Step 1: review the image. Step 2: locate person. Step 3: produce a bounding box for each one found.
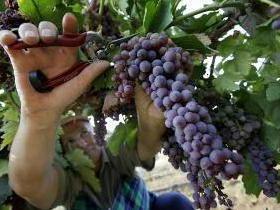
[0,13,194,210]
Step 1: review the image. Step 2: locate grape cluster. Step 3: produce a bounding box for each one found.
[89,5,121,40]
[93,112,107,146]
[113,33,244,209]
[195,88,261,151]
[0,8,26,31]
[248,137,280,198]
[162,135,186,170]
[0,49,15,92]
[211,106,261,151]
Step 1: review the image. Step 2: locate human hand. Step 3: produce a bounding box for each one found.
[0,13,109,122]
[135,85,165,142]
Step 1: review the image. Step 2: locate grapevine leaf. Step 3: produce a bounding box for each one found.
[266,82,280,102]
[0,160,8,178]
[170,34,211,53]
[0,121,19,150]
[0,1,5,12]
[0,176,12,205]
[124,119,138,149]
[107,122,127,156]
[143,0,173,32]
[263,123,280,152]
[107,119,138,155]
[78,167,101,192]
[242,155,262,197]
[218,34,245,57]
[65,148,95,169]
[18,0,84,29]
[213,71,241,93]
[91,69,114,91]
[65,149,100,192]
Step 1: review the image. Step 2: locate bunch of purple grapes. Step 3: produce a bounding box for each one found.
[248,137,280,198]
[112,33,244,209]
[0,7,26,31]
[211,106,261,151]
[195,88,261,151]
[93,112,107,146]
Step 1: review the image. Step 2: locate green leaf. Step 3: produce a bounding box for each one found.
[0,176,12,205]
[78,167,101,192]
[18,0,84,30]
[65,149,95,169]
[143,0,173,32]
[0,121,19,150]
[107,119,138,155]
[65,149,100,192]
[218,34,245,56]
[242,155,262,197]
[0,1,5,12]
[170,34,211,53]
[107,123,127,156]
[263,123,280,152]
[266,82,280,102]
[0,160,8,178]
[92,69,114,91]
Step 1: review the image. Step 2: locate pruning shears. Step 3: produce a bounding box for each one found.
[7,32,107,93]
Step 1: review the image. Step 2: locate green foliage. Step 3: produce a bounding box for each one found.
[107,119,137,156]
[18,0,85,30]
[65,149,101,192]
[0,160,8,178]
[242,154,262,197]
[92,68,114,91]
[0,95,19,150]
[0,1,5,12]
[143,0,173,32]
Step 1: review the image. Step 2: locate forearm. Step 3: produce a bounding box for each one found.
[9,111,60,194]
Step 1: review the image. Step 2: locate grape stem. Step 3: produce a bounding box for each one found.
[167,1,249,28]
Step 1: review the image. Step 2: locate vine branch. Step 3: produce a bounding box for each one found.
[167,1,249,28]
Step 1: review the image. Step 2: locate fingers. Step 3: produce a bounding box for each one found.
[18,23,40,45]
[38,21,58,43]
[53,60,110,104]
[0,30,23,58]
[62,13,78,34]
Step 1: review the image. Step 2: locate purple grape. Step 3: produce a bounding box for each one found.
[154,75,167,88]
[157,88,169,99]
[163,62,175,73]
[172,81,185,91]
[139,61,152,73]
[128,65,139,78]
[153,66,164,76]
[170,91,182,102]
[173,116,186,128]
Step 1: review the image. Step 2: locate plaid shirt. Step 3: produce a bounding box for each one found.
[72,177,152,210]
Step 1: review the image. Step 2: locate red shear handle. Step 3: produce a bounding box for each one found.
[44,61,90,89]
[7,32,88,50]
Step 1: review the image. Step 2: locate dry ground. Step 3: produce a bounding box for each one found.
[137,153,280,210]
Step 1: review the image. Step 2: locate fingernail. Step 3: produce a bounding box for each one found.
[24,31,37,38]
[41,29,55,37]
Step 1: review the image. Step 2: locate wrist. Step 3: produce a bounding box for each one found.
[20,110,61,130]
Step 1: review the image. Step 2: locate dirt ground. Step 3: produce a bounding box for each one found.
[137,153,280,210]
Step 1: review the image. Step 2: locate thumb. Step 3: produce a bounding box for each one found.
[134,85,153,110]
[53,60,110,104]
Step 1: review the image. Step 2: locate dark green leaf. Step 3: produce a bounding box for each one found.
[143,0,173,32]
[170,34,211,53]
[92,68,114,91]
[242,154,262,197]
[266,82,280,102]
[263,123,280,152]
[0,1,5,12]
[0,160,8,178]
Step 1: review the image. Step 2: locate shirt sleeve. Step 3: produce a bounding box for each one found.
[106,142,155,177]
